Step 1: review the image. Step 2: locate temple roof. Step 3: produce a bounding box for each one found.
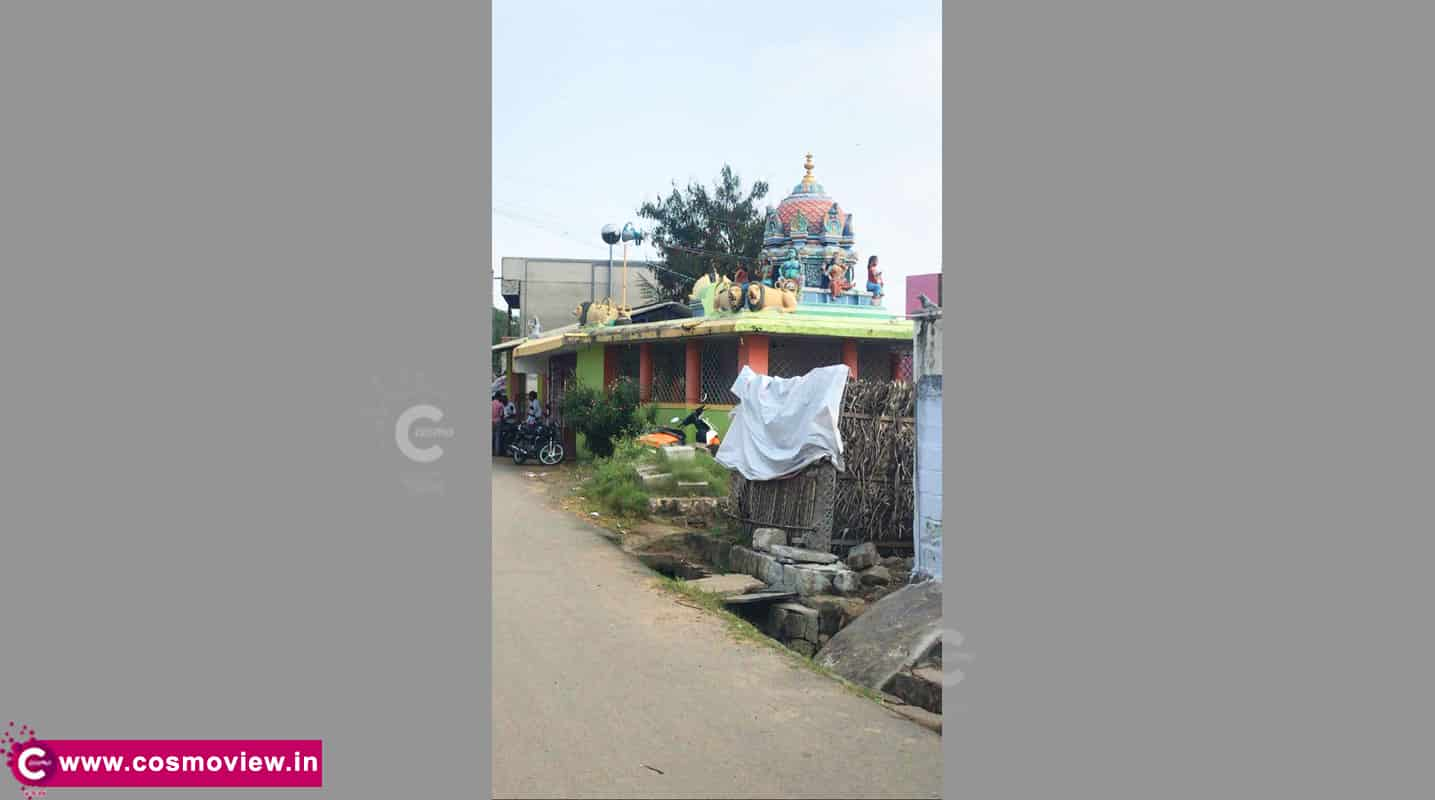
[772,153,849,236]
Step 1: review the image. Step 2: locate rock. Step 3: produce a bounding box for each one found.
[846,541,880,570]
[685,574,766,597]
[729,545,752,575]
[860,565,892,586]
[833,570,862,595]
[791,566,832,596]
[752,528,787,552]
[903,557,916,572]
[814,601,842,634]
[806,595,869,633]
[640,471,673,487]
[885,668,943,714]
[818,633,831,647]
[777,603,819,642]
[814,581,943,694]
[768,604,789,636]
[647,496,719,516]
[766,544,839,564]
[759,554,792,589]
[882,556,906,569]
[788,640,817,657]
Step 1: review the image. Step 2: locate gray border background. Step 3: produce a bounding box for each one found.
[5,1,1435,797]
[1,3,491,797]
[948,2,1432,797]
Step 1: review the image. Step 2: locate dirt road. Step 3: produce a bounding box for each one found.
[492,462,943,799]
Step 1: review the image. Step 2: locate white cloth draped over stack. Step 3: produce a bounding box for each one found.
[715,364,848,481]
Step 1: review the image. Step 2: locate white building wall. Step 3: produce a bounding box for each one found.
[913,311,943,581]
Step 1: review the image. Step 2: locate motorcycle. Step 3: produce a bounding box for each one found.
[635,405,721,455]
[509,417,564,465]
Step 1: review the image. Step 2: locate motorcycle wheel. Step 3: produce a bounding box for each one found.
[512,448,526,466]
[539,441,563,465]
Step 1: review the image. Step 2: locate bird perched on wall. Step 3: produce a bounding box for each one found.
[918,293,937,310]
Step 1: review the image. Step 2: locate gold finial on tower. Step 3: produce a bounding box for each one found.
[801,152,815,187]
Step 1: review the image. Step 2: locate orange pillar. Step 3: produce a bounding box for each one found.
[685,339,701,405]
[638,342,653,402]
[741,334,770,375]
[842,339,858,380]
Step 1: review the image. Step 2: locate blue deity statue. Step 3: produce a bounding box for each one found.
[779,247,803,284]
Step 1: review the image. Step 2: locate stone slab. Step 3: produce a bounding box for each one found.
[815,580,943,693]
[685,574,766,597]
[766,544,839,564]
[721,590,797,605]
[662,444,697,461]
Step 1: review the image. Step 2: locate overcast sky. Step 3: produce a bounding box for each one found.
[493,0,941,312]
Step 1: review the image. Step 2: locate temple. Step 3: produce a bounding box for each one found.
[496,154,912,459]
[759,152,868,307]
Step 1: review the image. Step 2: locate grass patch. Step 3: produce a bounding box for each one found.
[653,576,884,705]
[579,439,659,517]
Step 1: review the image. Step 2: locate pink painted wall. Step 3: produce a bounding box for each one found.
[906,273,942,314]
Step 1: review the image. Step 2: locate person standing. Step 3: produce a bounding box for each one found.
[492,392,504,456]
[526,390,541,424]
[865,255,884,304]
[499,393,518,455]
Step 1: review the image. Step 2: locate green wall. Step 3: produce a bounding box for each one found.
[568,344,738,459]
[576,343,605,390]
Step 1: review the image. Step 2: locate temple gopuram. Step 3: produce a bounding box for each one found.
[497,154,913,459]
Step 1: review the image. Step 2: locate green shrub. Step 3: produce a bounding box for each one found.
[582,437,659,517]
[560,376,643,459]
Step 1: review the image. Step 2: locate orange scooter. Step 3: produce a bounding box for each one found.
[636,405,721,454]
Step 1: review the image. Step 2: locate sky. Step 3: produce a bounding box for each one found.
[493,0,941,313]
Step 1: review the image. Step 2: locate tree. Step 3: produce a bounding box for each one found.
[559,376,643,459]
[636,165,771,302]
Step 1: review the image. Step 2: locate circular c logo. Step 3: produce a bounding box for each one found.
[396,404,445,463]
[14,742,56,785]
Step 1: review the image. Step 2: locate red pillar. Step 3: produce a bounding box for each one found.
[842,339,858,380]
[603,346,619,390]
[638,342,653,403]
[685,339,701,405]
[741,334,770,375]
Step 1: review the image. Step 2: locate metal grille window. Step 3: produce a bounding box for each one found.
[856,342,896,382]
[650,342,686,403]
[613,344,640,383]
[699,338,739,405]
[893,349,914,383]
[768,336,843,379]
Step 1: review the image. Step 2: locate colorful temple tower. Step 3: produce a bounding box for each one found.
[758,153,874,308]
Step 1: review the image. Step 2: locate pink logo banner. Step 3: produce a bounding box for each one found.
[7,739,322,789]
